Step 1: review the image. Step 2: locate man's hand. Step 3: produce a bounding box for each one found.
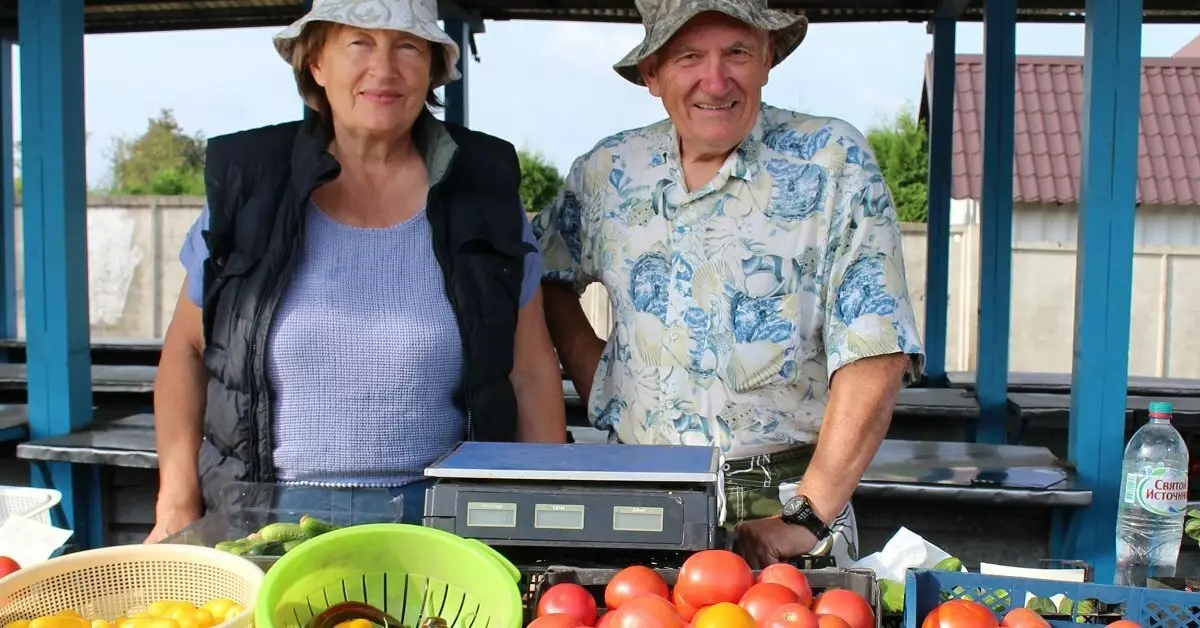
[144,502,202,544]
[735,517,818,570]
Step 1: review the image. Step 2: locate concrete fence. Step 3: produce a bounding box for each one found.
[11,196,1200,379]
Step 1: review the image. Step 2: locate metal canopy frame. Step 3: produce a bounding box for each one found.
[1,0,1185,583]
[0,0,1198,34]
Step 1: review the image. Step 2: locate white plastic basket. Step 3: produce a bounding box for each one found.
[0,486,62,526]
[0,544,266,628]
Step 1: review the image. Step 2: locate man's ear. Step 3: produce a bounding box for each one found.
[639,56,662,97]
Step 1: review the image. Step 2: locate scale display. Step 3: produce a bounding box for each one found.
[423,442,721,551]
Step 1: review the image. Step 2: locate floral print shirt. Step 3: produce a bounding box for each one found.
[532,103,926,458]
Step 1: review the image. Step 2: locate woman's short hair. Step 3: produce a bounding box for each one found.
[289,21,447,119]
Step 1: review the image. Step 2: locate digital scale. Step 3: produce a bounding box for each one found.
[422,442,724,562]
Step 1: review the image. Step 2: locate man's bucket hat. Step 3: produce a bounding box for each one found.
[273,0,462,88]
[613,0,808,85]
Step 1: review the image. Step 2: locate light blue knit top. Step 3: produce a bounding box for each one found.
[180,200,543,487]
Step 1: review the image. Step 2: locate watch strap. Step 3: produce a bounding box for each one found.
[781,495,833,541]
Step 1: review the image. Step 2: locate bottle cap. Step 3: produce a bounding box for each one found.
[1148,401,1174,417]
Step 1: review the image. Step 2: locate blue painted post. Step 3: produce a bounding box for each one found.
[443,19,469,128]
[0,34,17,341]
[1062,0,1143,584]
[923,18,955,387]
[18,0,103,548]
[974,0,1016,444]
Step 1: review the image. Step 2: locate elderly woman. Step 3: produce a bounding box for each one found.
[147,0,566,541]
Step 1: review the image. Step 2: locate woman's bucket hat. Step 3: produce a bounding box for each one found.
[273,0,462,88]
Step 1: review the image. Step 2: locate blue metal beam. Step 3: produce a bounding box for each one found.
[923,18,955,387]
[443,19,469,128]
[0,35,16,341]
[1062,0,1143,585]
[19,0,102,548]
[974,0,1016,444]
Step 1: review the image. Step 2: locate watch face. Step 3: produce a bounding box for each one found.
[782,496,810,519]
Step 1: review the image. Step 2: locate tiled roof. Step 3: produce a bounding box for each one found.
[920,52,1200,206]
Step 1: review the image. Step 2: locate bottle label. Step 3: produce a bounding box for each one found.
[1124,467,1188,516]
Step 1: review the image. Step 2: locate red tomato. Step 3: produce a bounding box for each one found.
[539,583,599,626]
[606,566,670,610]
[1108,622,1142,628]
[812,589,875,628]
[921,599,998,628]
[675,550,754,608]
[608,595,684,628]
[762,603,821,628]
[1000,608,1049,628]
[818,615,852,628]
[672,587,701,622]
[758,563,813,607]
[596,612,615,628]
[529,613,586,628]
[739,582,801,624]
[0,556,19,579]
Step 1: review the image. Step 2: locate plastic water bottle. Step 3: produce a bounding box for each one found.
[1114,401,1190,586]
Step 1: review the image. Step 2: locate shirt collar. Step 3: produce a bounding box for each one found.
[662,104,766,197]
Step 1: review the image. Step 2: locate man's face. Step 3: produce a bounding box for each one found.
[640,13,771,158]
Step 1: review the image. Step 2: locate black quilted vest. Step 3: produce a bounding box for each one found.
[194,112,529,511]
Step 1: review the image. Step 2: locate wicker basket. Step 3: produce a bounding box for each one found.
[0,486,61,526]
[0,544,265,628]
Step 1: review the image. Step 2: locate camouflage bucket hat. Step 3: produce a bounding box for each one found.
[273,0,462,88]
[613,0,808,85]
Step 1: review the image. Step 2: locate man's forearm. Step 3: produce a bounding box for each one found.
[153,343,208,514]
[796,353,912,524]
[541,281,606,403]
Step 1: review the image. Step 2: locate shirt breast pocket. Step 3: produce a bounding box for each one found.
[724,290,803,392]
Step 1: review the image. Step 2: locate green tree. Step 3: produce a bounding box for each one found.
[518,148,563,214]
[108,109,206,195]
[866,104,928,223]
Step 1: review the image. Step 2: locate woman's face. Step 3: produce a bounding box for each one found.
[310,26,434,137]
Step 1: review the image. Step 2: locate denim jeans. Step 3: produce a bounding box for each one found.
[272,479,434,526]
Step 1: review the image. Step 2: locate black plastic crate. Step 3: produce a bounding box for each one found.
[529,564,881,627]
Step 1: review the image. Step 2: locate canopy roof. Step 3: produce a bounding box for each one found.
[0,0,1197,36]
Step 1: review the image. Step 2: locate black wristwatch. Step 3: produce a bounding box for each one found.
[780,495,832,543]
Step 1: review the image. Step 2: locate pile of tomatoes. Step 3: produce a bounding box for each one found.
[529,549,876,628]
[920,598,1144,628]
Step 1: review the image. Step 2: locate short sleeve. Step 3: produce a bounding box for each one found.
[517,208,545,309]
[530,156,594,294]
[179,205,212,307]
[821,127,926,383]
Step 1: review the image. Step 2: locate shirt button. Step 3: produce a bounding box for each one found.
[670,331,680,339]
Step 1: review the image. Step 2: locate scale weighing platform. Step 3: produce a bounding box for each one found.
[422,442,724,557]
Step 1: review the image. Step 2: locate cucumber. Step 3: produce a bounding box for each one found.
[282,539,306,552]
[245,540,286,556]
[258,522,306,542]
[300,514,340,538]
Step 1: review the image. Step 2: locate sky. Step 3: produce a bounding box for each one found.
[8,19,1200,188]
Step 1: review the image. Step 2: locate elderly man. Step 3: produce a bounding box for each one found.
[532,0,925,568]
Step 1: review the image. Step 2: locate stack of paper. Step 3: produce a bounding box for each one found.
[0,517,75,569]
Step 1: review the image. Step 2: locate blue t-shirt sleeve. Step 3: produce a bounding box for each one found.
[518,209,545,309]
[179,205,212,307]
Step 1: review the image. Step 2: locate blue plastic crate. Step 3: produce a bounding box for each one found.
[904,569,1200,628]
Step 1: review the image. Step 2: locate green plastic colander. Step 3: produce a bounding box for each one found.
[255,523,523,628]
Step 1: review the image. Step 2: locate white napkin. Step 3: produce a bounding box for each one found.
[850,527,961,582]
[0,517,74,568]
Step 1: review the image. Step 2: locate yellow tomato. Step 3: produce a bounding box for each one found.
[221,606,244,624]
[692,602,756,628]
[5,620,32,628]
[30,617,88,628]
[333,620,373,628]
[190,610,213,628]
[91,620,112,628]
[199,601,233,623]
